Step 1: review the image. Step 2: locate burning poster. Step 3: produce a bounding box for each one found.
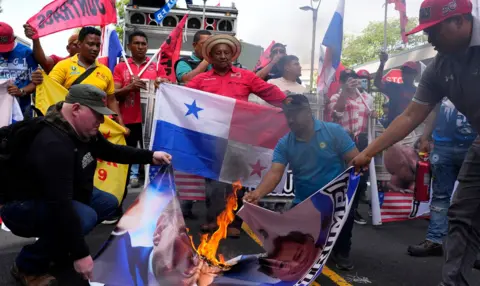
[91,166,359,286]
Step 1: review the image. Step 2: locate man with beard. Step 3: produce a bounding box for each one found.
[351,0,480,284]
[1,84,172,285]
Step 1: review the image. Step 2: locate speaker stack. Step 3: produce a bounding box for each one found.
[125,4,237,34]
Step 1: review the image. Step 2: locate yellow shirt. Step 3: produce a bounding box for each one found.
[49,54,115,96]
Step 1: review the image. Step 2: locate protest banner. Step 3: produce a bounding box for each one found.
[148,84,290,189]
[35,71,128,204]
[27,0,117,39]
[91,165,360,285]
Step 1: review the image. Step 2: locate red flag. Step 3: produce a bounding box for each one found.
[388,0,408,43]
[27,0,117,39]
[254,41,275,71]
[159,14,188,83]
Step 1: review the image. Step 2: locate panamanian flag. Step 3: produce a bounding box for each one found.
[317,0,345,95]
[0,80,24,128]
[149,84,290,187]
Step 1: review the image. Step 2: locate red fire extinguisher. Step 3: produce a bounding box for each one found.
[414,152,432,202]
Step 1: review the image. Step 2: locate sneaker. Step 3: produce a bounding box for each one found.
[474,260,480,271]
[407,240,443,257]
[330,252,354,271]
[11,263,58,286]
[129,177,141,188]
[354,211,367,225]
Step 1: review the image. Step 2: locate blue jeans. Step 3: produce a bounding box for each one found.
[0,188,118,274]
[130,164,140,179]
[426,143,469,244]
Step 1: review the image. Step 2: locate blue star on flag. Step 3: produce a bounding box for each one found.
[184,100,204,119]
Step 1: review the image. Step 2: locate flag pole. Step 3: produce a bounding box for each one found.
[139,48,161,77]
[383,0,388,51]
[202,0,207,29]
[356,88,382,226]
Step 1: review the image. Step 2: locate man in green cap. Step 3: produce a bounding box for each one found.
[1,84,173,285]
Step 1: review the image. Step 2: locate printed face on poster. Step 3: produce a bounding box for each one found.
[91,166,359,286]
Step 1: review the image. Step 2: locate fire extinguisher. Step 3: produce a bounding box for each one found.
[414,152,432,202]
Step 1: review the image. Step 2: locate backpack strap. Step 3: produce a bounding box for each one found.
[70,67,98,87]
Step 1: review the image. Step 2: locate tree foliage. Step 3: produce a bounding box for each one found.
[341,17,427,67]
[115,0,130,43]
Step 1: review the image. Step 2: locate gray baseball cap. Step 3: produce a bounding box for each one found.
[65,84,116,115]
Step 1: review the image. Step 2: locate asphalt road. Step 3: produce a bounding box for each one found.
[0,188,479,286]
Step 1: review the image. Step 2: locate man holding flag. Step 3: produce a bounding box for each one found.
[114,30,169,190]
[1,84,172,285]
[186,34,286,236]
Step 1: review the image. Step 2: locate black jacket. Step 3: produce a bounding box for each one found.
[11,102,154,259]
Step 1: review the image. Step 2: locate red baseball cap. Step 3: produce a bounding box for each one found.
[0,22,15,53]
[406,0,473,36]
[356,69,370,78]
[402,61,420,73]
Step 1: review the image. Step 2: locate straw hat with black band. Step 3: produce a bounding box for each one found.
[202,34,242,64]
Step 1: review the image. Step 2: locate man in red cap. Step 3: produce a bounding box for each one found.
[351,0,480,284]
[0,22,38,115]
[374,54,419,128]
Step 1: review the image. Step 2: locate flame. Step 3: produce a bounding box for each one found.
[194,181,242,266]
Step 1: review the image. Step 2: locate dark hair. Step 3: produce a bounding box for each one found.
[277,55,299,72]
[193,30,212,43]
[128,30,148,44]
[339,69,358,83]
[78,27,101,42]
[272,43,286,50]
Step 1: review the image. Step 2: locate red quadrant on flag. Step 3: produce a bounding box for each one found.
[228,100,289,150]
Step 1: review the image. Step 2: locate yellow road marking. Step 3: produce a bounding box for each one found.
[241,223,353,286]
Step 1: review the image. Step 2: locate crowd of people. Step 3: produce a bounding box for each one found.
[1,0,480,285]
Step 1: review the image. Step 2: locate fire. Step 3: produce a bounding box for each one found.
[194,181,242,266]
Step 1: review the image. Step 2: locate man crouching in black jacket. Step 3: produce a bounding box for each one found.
[0,84,172,286]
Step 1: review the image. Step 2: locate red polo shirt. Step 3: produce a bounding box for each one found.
[113,57,167,125]
[186,66,286,106]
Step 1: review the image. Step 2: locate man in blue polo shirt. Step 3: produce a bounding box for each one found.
[244,94,360,270]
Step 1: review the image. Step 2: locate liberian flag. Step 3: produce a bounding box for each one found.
[317,0,345,95]
[149,84,290,187]
[98,25,123,72]
[388,0,408,43]
[0,80,24,128]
